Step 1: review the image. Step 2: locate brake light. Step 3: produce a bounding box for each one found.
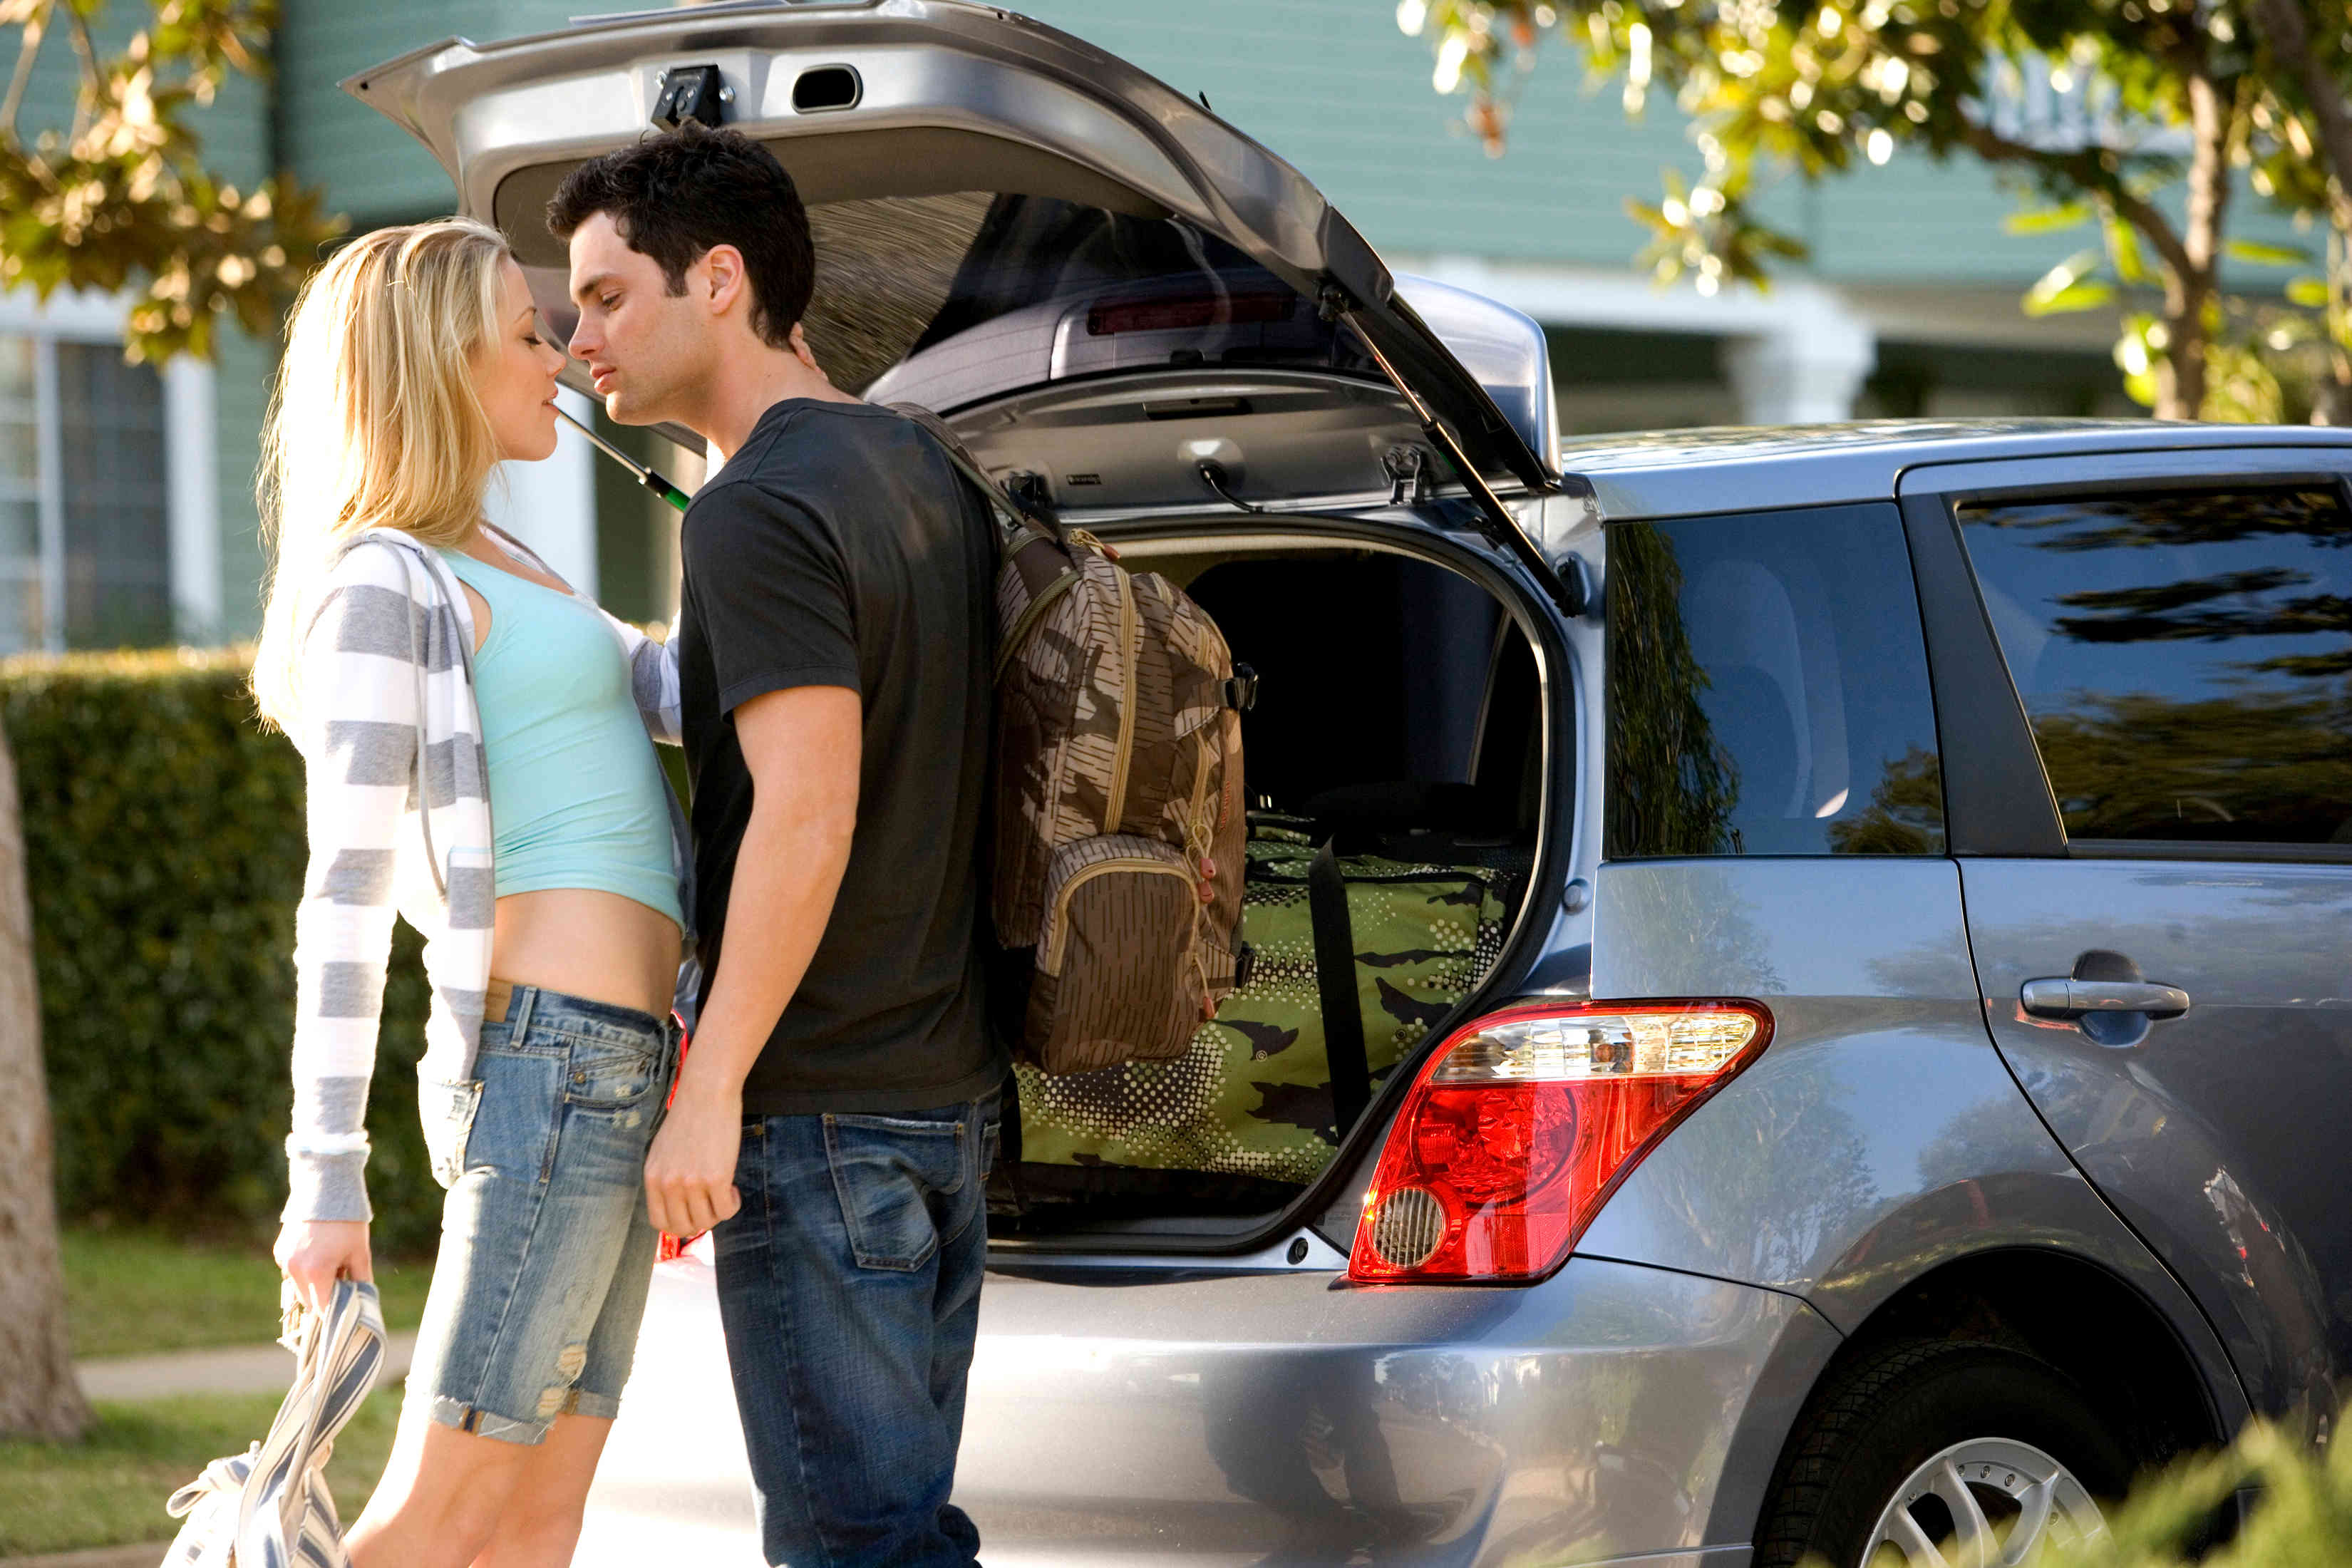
[1348,1001,1770,1284]
[1086,292,1293,336]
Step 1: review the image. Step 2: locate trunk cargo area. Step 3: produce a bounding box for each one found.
[991,532,1547,1237]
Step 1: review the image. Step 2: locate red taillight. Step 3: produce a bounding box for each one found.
[1085,292,1294,336]
[1348,1000,1771,1284]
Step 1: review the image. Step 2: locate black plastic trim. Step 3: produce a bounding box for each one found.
[985,510,1577,1260]
[2068,838,2352,866]
[1897,491,2068,857]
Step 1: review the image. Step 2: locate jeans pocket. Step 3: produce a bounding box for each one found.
[823,1113,966,1272]
[419,1075,485,1190]
[562,1038,662,1111]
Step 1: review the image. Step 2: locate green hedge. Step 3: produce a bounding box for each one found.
[4,649,443,1255]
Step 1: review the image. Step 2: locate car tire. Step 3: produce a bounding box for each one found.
[1755,1337,2132,1568]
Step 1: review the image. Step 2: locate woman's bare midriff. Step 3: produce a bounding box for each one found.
[490,888,681,1020]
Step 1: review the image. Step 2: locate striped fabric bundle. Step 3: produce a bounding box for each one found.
[164,1279,388,1566]
[282,525,687,1224]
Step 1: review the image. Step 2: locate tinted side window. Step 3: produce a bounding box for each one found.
[1606,503,1946,857]
[1958,487,2352,848]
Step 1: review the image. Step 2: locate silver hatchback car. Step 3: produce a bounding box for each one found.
[354,6,2352,1564]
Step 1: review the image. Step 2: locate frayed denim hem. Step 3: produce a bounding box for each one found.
[571,1389,622,1423]
[424,1393,550,1445]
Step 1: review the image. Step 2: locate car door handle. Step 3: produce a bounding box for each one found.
[2021,978,2192,1019]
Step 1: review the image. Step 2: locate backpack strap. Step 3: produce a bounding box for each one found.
[1308,842,1372,1141]
[889,401,1066,547]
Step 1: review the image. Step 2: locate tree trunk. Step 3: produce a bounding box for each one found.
[2156,68,2234,421]
[2156,274,2211,421]
[0,716,88,1441]
[2249,0,2352,425]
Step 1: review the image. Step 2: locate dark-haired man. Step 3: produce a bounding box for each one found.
[548,125,1001,1567]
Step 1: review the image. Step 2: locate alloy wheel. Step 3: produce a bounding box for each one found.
[1863,1436,2108,1568]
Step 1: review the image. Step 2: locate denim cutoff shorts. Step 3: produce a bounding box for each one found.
[405,984,679,1444]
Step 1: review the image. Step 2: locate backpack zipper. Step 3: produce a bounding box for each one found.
[1102,561,1142,832]
[1041,856,1195,975]
[993,565,1080,684]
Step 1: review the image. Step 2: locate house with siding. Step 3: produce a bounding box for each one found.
[1,0,2284,653]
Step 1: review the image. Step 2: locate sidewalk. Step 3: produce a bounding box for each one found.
[72,1333,419,1403]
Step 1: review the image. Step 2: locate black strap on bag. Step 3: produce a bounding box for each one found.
[996,1063,1028,1214]
[1308,841,1372,1142]
[889,401,1066,546]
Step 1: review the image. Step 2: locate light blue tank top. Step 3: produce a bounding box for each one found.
[439,549,683,929]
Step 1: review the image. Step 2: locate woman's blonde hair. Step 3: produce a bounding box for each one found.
[252,217,516,731]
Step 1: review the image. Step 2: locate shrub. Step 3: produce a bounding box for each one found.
[2027,1414,2352,1567]
[4,648,442,1255]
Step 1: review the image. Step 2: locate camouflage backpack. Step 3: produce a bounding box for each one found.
[1013,814,1515,1186]
[894,405,1252,1074]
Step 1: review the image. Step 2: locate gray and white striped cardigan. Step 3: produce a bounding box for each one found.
[283,525,688,1224]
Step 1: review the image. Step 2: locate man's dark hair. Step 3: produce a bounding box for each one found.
[547,123,813,349]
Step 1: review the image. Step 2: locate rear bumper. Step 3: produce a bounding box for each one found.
[580,1249,1827,1567]
[959,1252,1828,1566]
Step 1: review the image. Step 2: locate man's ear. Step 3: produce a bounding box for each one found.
[700,244,748,319]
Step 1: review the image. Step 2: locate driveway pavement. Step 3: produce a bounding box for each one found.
[575,1247,765,1564]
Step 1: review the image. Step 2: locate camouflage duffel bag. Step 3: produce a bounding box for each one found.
[1013,817,1513,1188]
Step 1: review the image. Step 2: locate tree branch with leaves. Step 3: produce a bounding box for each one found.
[0,0,341,361]
[1399,0,2352,421]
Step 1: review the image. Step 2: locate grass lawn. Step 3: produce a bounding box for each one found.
[63,1228,435,1360]
[0,1392,400,1555]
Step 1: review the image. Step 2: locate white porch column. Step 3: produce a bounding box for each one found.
[485,385,599,595]
[1720,310,1878,425]
[1384,254,1881,426]
[163,355,220,642]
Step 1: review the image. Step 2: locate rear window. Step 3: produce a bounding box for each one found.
[525,183,1370,406]
[826,194,1376,405]
[1957,485,2352,848]
[1606,503,1946,857]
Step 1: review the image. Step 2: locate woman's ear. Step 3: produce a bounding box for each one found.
[788,322,831,383]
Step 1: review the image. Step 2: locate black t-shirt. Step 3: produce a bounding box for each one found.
[676,398,1001,1115]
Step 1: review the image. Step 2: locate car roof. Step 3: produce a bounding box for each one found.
[1556,418,2352,520]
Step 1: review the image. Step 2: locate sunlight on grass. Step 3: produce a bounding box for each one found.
[63,1228,433,1360]
[0,1392,399,1555]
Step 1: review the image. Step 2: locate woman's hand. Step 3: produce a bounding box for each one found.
[274,1220,373,1314]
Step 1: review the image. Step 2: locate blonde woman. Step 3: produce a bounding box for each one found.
[252,218,688,1566]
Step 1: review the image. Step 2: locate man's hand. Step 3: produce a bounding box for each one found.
[274,1219,373,1315]
[646,1076,745,1235]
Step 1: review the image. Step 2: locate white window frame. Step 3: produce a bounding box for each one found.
[0,286,216,651]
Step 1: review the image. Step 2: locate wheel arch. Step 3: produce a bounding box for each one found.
[1708,1245,2239,1551]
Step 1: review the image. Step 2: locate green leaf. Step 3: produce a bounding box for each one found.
[2226,239,2312,267]
[2026,279,2118,316]
[2004,202,2093,236]
[2025,249,2106,316]
[2286,275,2330,308]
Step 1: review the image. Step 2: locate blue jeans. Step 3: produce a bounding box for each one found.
[408,985,679,1443]
[713,1092,1000,1567]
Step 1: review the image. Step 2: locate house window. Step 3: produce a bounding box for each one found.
[0,328,174,653]
[1976,54,2190,156]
